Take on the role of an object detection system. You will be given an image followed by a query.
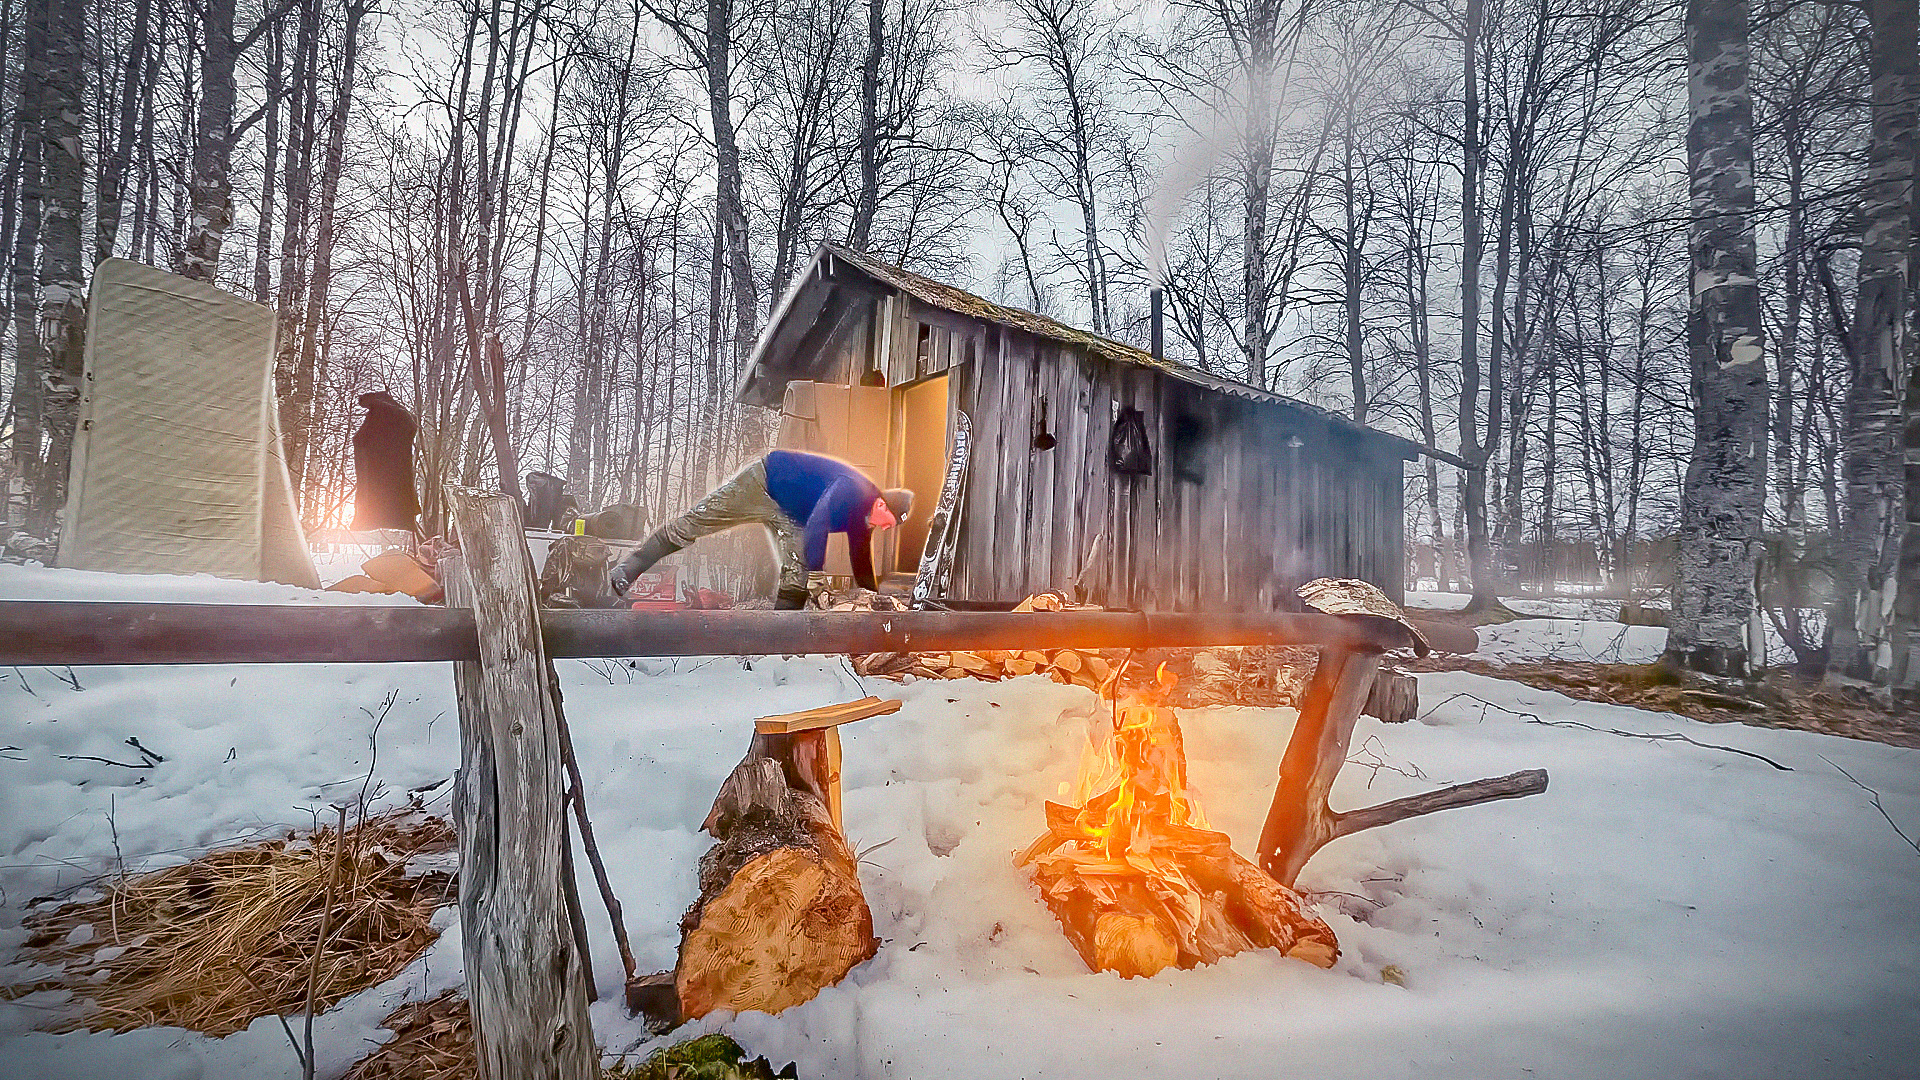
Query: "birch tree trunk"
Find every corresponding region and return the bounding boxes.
[180,0,238,281]
[5,0,45,531]
[1866,0,1918,702]
[1665,0,1767,678]
[95,0,150,266]
[1241,9,1276,389]
[850,0,881,250]
[285,0,367,509]
[1457,0,1497,610]
[1829,0,1915,686]
[31,0,84,534]
[706,0,756,447]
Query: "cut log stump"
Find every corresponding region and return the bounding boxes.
[662,717,881,1026]
[1364,666,1417,723]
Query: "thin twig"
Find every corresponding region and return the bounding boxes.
[356,690,397,823]
[303,804,348,1080]
[1528,717,1791,771]
[125,737,164,764]
[106,796,125,944]
[58,755,153,769]
[1421,689,1790,771]
[236,966,308,1074]
[1417,691,1541,724]
[1822,757,1920,855]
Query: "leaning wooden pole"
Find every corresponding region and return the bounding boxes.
[444,488,597,1080]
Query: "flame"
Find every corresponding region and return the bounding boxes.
[1031,663,1211,869]
[1021,653,1342,978]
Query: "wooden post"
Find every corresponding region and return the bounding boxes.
[444,488,597,1080]
[1257,643,1548,888]
[1257,645,1382,887]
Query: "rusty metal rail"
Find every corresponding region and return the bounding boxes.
[0,601,1472,666]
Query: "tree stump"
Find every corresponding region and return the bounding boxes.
[1364,666,1418,723]
[671,730,878,1022]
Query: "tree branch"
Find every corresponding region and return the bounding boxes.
[1331,769,1548,839]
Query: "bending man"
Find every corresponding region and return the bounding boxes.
[610,450,913,609]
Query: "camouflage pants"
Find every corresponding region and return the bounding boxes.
[656,459,808,594]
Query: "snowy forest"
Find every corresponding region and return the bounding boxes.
[0,0,1915,693]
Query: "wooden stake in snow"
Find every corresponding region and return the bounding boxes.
[444,489,596,1080]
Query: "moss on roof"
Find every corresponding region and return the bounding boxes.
[796,244,1424,456]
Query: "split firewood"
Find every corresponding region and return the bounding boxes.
[754,696,901,735]
[671,728,879,1024]
[1050,650,1085,674]
[1005,658,1038,676]
[1020,702,1337,979]
[852,652,912,677]
[950,651,994,675]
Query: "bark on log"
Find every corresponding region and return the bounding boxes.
[1364,666,1418,723]
[1258,646,1383,886]
[672,730,878,1022]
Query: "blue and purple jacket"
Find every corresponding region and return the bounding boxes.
[763,450,884,589]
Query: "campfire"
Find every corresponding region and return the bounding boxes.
[1018,663,1338,978]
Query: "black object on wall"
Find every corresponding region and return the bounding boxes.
[1109,406,1153,475]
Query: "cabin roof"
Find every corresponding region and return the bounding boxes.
[741,243,1429,460]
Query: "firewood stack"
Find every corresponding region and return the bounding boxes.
[853,646,1117,691]
[1016,688,1338,979]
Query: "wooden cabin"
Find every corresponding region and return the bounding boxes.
[738,244,1424,610]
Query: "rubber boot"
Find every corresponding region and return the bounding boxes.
[609,531,683,597]
[774,585,810,610]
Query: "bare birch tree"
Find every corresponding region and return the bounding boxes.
[1666,0,1768,676]
[1827,0,1915,686]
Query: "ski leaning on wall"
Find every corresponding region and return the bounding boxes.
[911,411,971,609]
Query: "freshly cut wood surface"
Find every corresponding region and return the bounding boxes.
[754,695,902,734]
[674,730,878,1022]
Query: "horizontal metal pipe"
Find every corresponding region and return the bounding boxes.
[0,602,1464,666]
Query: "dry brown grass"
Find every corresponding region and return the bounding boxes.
[4,809,456,1036]
[344,989,474,1080]
[1403,656,1920,747]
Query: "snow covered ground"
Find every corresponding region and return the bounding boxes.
[2,572,1917,1079]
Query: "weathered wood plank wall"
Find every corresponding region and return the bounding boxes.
[871,304,1406,610]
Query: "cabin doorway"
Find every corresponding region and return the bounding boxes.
[888,374,951,572]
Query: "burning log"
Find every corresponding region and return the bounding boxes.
[655,702,887,1026]
[1018,669,1338,979]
